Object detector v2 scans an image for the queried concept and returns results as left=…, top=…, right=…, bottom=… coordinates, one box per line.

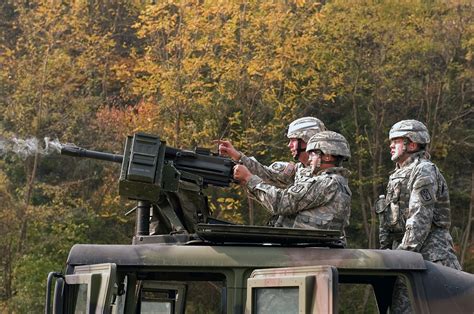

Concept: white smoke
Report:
left=0, top=136, right=65, bottom=159
left=44, top=137, right=64, bottom=154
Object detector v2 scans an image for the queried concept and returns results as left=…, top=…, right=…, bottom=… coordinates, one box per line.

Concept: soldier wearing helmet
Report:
left=233, top=131, right=352, bottom=238
left=378, top=120, right=461, bottom=312
left=218, top=117, right=326, bottom=227
left=378, top=119, right=460, bottom=268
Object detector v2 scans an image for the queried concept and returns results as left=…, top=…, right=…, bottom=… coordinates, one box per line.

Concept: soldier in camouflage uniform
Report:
left=233, top=131, right=352, bottom=236
left=218, top=117, right=326, bottom=227
left=377, top=120, right=461, bottom=313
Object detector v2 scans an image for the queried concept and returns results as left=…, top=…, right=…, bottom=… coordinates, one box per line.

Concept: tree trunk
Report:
left=18, top=151, right=39, bottom=254
left=351, top=84, right=371, bottom=247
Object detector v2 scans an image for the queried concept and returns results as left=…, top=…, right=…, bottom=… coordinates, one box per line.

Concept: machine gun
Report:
left=61, top=132, right=346, bottom=248
left=61, top=132, right=235, bottom=238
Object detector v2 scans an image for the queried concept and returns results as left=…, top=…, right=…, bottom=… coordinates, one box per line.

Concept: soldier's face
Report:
left=390, top=138, right=407, bottom=162
left=288, top=138, right=306, bottom=158
left=308, top=151, right=322, bottom=172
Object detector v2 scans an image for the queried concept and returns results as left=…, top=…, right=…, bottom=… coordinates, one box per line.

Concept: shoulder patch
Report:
left=420, top=188, right=432, bottom=202
left=270, top=162, right=296, bottom=177
left=271, top=162, right=286, bottom=172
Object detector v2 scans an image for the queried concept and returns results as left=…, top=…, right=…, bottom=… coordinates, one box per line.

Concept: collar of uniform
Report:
left=316, top=167, right=350, bottom=177
left=396, top=151, right=429, bottom=169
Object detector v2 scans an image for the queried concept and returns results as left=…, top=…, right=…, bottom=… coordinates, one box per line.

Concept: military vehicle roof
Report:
left=67, top=243, right=426, bottom=271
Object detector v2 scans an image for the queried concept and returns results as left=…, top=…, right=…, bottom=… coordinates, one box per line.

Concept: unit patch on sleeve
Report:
left=420, top=188, right=432, bottom=202
left=271, top=162, right=285, bottom=171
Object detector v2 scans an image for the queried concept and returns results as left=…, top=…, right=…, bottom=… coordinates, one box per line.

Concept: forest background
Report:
left=0, top=0, right=472, bottom=312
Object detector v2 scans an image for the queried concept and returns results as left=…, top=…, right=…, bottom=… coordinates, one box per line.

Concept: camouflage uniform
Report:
left=377, top=120, right=461, bottom=314
left=245, top=166, right=351, bottom=231
left=378, top=151, right=461, bottom=269
left=236, top=156, right=305, bottom=227
left=236, top=155, right=298, bottom=228
left=245, top=131, right=352, bottom=234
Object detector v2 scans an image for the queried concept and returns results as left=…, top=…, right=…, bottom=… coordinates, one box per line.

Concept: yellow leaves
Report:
left=0, top=171, right=13, bottom=204
left=111, top=62, right=133, bottom=83
left=214, top=194, right=244, bottom=224
left=294, top=0, right=307, bottom=7
left=1, top=47, right=14, bottom=58
left=217, top=197, right=238, bottom=208
left=323, top=92, right=336, bottom=102
left=247, top=61, right=264, bottom=77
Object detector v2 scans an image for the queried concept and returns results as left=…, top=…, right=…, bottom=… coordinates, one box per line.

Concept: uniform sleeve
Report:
left=398, top=165, right=437, bottom=252
left=246, top=175, right=338, bottom=216
left=240, top=155, right=296, bottom=188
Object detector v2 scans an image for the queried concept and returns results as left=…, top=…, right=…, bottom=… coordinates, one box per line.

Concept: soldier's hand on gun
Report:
left=214, top=140, right=241, bottom=161
left=233, top=165, right=252, bottom=185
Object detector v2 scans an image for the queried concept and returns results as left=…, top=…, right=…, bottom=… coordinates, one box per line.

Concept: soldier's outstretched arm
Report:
left=217, top=139, right=295, bottom=187
left=239, top=156, right=296, bottom=188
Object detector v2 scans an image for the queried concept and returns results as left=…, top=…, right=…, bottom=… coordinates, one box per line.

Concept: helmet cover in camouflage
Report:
left=286, top=117, right=326, bottom=143
left=389, top=120, right=430, bottom=144
left=306, top=131, right=351, bottom=160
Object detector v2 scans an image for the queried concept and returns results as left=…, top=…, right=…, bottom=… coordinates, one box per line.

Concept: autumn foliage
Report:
left=0, top=0, right=472, bottom=311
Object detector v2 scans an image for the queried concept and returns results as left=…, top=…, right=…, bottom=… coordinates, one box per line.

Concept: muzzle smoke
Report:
left=0, top=137, right=67, bottom=159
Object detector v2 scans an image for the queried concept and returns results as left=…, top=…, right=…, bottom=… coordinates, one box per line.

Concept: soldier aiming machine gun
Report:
left=61, top=132, right=235, bottom=238
left=61, top=132, right=344, bottom=247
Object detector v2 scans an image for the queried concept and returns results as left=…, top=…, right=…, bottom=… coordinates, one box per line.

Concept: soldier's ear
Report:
left=321, top=154, right=336, bottom=162
left=407, top=141, right=419, bottom=152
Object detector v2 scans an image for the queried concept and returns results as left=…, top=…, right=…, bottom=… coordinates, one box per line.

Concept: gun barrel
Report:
left=61, top=146, right=123, bottom=163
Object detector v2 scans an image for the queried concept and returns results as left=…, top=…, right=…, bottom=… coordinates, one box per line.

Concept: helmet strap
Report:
left=403, top=138, right=409, bottom=153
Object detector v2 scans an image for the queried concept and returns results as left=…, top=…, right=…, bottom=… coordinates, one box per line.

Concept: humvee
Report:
left=45, top=133, right=474, bottom=313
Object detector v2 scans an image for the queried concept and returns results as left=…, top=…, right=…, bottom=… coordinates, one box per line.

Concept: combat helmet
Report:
left=389, top=120, right=430, bottom=144
left=287, top=117, right=326, bottom=143
left=306, top=131, right=351, bottom=160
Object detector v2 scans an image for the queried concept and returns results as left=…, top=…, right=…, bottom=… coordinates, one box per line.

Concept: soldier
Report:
left=377, top=120, right=461, bottom=268
left=377, top=120, right=461, bottom=313
left=233, top=131, right=352, bottom=235
left=218, top=117, right=326, bottom=226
